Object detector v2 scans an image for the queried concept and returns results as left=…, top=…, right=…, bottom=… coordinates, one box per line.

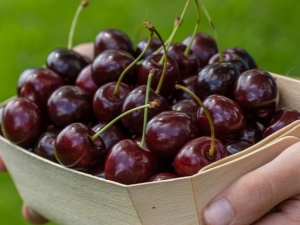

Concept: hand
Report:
left=203, top=141, right=300, bottom=225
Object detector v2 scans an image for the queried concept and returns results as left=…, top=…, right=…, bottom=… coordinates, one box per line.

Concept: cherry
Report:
left=17, top=68, right=39, bottom=95
left=197, top=94, right=246, bottom=143
left=226, top=140, right=253, bottom=155
left=2, top=97, right=43, bottom=148
left=84, top=163, right=105, bottom=179
left=19, top=68, right=64, bottom=111
left=75, top=64, right=98, bottom=95
left=233, top=69, right=279, bottom=124
left=148, top=172, right=178, bottom=182
left=135, top=37, right=161, bottom=59
left=145, top=110, right=200, bottom=159
left=174, top=136, right=227, bottom=177
left=54, top=122, right=106, bottom=171
left=239, top=119, right=263, bottom=144
left=224, top=46, right=258, bottom=69
left=104, top=139, right=157, bottom=185
left=263, top=107, right=300, bottom=138
left=92, top=49, right=137, bottom=87
left=47, top=85, right=94, bottom=128
left=173, top=75, right=196, bottom=101
left=182, top=32, right=218, bottom=67
left=94, top=29, right=135, bottom=57
left=170, top=98, right=199, bottom=121
left=194, top=61, right=239, bottom=100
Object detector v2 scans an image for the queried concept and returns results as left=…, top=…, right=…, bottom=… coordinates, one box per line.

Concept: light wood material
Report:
left=1, top=73, right=300, bottom=225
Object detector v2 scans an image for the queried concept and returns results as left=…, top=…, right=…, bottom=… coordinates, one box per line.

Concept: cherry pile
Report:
left=1, top=1, right=300, bottom=185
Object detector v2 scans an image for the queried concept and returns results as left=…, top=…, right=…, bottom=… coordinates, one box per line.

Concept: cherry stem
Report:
left=91, top=99, right=160, bottom=141
left=175, top=84, right=215, bottom=158
left=68, top=0, right=89, bottom=50
left=113, top=30, right=154, bottom=97
left=140, top=68, right=157, bottom=149
left=183, top=0, right=201, bottom=57
left=198, top=0, right=224, bottom=61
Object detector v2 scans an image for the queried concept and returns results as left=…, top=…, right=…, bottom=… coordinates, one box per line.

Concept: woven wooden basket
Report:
left=1, top=73, right=300, bottom=225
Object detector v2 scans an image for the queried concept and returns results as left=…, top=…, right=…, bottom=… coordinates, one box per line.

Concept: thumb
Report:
left=203, top=141, right=300, bottom=225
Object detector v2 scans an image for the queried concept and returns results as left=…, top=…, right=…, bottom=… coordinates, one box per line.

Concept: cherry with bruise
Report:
left=94, top=29, right=135, bottom=57
left=92, top=49, right=137, bottom=87
left=54, top=122, right=106, bottom=171
left=104, top=139, right=157, bottom=185
left=135, top=37, right=161, bottom=59
left=2, top=97, right=43, bottom=148
left=224, top=46, right=258, bottom=69
left=75, top=64, right=98, bottom=95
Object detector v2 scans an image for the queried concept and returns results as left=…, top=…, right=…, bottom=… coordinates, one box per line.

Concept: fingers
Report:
left=203, top=141, right=300, bottom=225
left=0, top=155, right=7, bottom=172
left=22, top=204, right=48, bottom=224
left=73, top=42, right=94, bottom=60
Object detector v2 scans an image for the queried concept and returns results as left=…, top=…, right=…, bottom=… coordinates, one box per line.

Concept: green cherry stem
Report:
left=183, top=0, right=201, bottom=57
left=113, top=29, right=154, bottom=97
left=68, top=0, right=89, bottom=50
left=175, top=84, right=215, bottom=158
left=198, top=0, right=224, bottom=62
left=91, top=99, right=160, bottom=141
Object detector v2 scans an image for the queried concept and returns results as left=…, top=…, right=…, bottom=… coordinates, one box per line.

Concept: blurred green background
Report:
left=0, top=0, right=300, bottom=224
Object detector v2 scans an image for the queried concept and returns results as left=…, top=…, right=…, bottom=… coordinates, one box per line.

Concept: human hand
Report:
left=203, top=141, right=300, bottom=225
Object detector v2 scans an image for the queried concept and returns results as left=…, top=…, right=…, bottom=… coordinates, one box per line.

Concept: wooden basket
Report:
left=1, top=73, right=300, bottom=225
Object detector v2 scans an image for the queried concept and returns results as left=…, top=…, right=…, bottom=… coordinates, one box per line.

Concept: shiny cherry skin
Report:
left=2, top=97, right=42, bottom=148
left=121, top=85, right=169, bottom=135
left=19, top=68, right=64, bottom=111
left=173, top=75, right=196, bottom=101
left=17, top=68, right=39, bottom=95
left=93, top=81, right=132, bottom=122
left=167, top=43, right=200, bottom=78
left=145, top=110, right=200, bottom=159
left=46, top=48, right=89, bottom=85
left=226, top=140, right=253, bottom=155
left=233, top=69, right=279, bottom=124
left=194, top=62, right=239, bottom=100
left=33, top=131, right=59, bottom=163
left=54, top=123, right=106, bottom=171
left=197, top=94, right=246, bottom=143
left=174, top=136, right=227, bottom=177
left=92, top=49, right=137, bottom=87
left=47, top=85, right=94, bottom=128
left=148, top=172, right=178, bottom=182
left=209, top=52, right=249, bottom=74
left=75, top=64, right=98, bottom=95
left=182, top=32, right=218, bottom=67
left=137, top=53, right=180, bottom=99
left=263, top=107, right=300, bottom=138
left=239, top=119, right=263, bottom=144
left=104, top=139, right=157, bottom=185
left=92, top=121, right=129, bottom=150
left=135, top=37, right=161, bottom=59
left=94, top=29, right=135, bottom=57
left=170, top=99, right=199, bottom=121
left=224, top=46, right=258, bottom=69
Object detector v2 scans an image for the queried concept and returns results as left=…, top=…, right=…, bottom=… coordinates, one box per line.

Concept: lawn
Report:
left=0, top=0, right=300, bottom=224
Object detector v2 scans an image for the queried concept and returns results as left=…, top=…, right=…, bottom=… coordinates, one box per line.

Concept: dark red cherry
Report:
left=167, top=43, right=200, bottom=78
left=197, top=94, right=246, bottom=143
left=93, top=81, right=131, bottom=122
left=233, top=69, right=279, bottom=124
left=33, top=131, right=59, bottom=163
left=75, top=64, right=98, bottom=95
left=46, top=48, right=89, bottom=85
left=182, top=32, right=218, bottom=67
left=209, top=52, right=248, bottom=74
left=145, top=110, right=200, bottom=159
left=17, top=68, right=39, bottom=95
left=226, top=140, right=253, bottom=155
left=148, top=172, right=178, bottom=182
left=94, top=29, right=135, bottom=57
left=92, top=121, right=129, bottom=150
left=54, top=123, right=106, bottom=171
left=135, top=37, right=161, bottom=59
left=174, top=75, right=196, bottom=101
left=121, top=85, right=169, bottom=135
left=239, top=119, right=263, bottom=144
left=137, top=53, right=180, bottom=99
left=174, top=136, right=227, bottom=177
left=194, top=62, right=239, bottom=100
left=92, top=49, right=137, bottom=87
left=170, top=98, right=199, bottom=120
left=104, top=139, right=157, bottom=185
left=84, top=163, right=105, bottom=179
left=47, top=85, right=94, bottom=128
left=263, top=107, right=300, bottom=138
left=2, top=97, right=42, bottom=148
left=19, top=68, right=64, bottom=111
left=224, top=46, right=258, bottom=69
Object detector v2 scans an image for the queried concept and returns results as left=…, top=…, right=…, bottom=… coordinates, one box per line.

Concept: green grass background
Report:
left=0, top=0, right=300, bottom=224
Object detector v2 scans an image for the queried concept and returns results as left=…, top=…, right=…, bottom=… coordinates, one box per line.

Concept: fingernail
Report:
left=204, top=198, right=234, bottom=225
